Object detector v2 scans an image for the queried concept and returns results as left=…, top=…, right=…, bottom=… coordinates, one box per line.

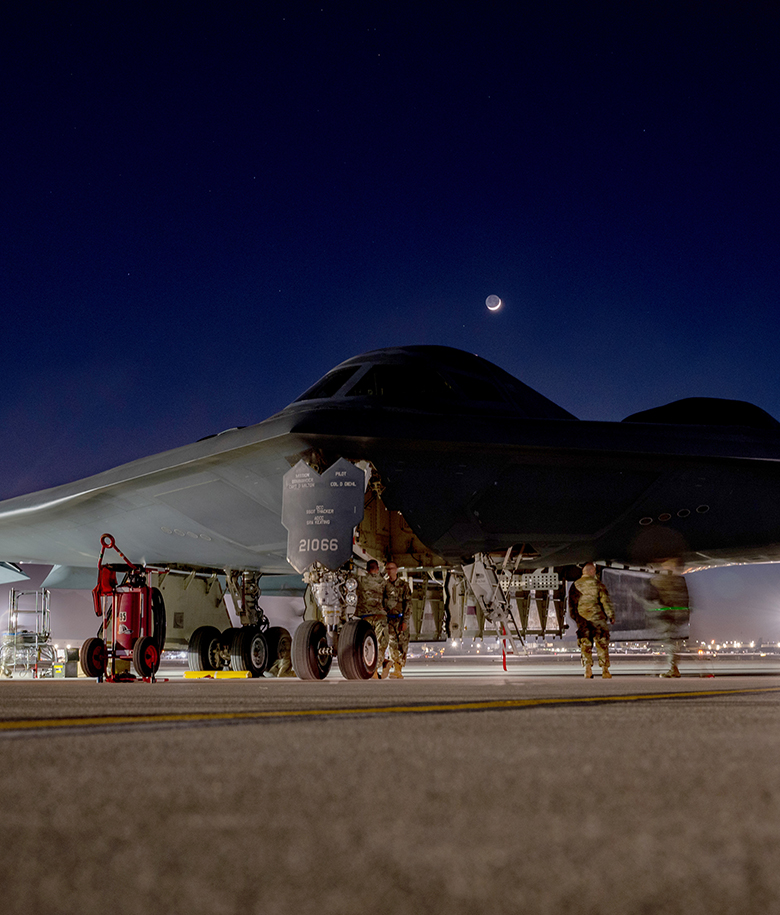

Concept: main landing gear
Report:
left=187, top=624, right=292, bottom=678
left=185, top=569, right=293, bottom=677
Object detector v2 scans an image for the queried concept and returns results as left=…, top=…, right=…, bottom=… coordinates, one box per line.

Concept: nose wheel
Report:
left=292, top=621, right=333, bottom=680
left=338, top=619, right=378, bottom=679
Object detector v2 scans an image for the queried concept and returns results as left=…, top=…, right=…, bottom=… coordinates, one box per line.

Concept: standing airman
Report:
left=357, top=559, right=390, bottom=679
left=383, top=562, right=412, bottom=679
left=569, top=563, right=615, bottom=679
left=267, top=631, right=295, bottom=677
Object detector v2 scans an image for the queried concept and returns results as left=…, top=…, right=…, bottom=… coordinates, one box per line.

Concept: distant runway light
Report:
left=486, top=294, right=502, bottom=312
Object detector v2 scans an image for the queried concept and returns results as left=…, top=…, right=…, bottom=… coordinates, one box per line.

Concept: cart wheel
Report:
left=230, top=627, right=268, bottom=677
left=133, top=636, right=160, bottom=678
left=292, top=620, right=332, bottom=680
left=79, top=637, right=107, bottom=678
left=338, top=619, right=378, bottom=680
left=187, top=626, right=222, bottom=671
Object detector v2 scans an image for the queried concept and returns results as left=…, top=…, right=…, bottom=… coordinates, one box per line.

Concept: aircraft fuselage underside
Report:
left=2, top=344, right=780, bottom=678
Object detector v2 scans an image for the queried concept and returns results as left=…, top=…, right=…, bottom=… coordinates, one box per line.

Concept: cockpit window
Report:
left=346, top=364, right=456, bottom=405
left=296, top=367, right=359, bottom=401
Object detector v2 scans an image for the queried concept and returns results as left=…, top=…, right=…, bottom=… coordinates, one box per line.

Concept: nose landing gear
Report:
left=291, top=567, right=380, bottom=680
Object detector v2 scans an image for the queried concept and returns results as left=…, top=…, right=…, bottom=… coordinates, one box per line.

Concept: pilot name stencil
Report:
left=282, top=459, right=365, bottom=572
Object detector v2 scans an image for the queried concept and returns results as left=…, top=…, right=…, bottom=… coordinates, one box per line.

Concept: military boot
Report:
left=602, top=669, right=612, bottom=679
left=584, top=664, right=593, bottom=679
left=389, top=663, right=404, bottom=679
left=660, top=665, right=681, bottom=678
left=380, top=659, right=392, bottom=679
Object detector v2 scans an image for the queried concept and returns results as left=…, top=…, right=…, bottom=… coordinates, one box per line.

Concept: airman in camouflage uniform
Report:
left=383, top=561, right=412, bottom=679
left=569, top=563, right=614, bottom=679
left=357, top=560, right=390, bottom=679
left=267, top=631, right=295, bottom=677
left=646, top=559, right=690, bottom=678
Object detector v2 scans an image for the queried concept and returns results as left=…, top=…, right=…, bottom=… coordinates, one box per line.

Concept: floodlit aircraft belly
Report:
left=0, top=344, right=779, bottom=575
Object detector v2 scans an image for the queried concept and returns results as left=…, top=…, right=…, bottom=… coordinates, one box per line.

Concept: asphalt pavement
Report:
left=1, top=670, right=779, bottom=915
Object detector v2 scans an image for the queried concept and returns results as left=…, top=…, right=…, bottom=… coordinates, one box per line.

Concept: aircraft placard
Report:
left=281, top=459, right=365, bottom=573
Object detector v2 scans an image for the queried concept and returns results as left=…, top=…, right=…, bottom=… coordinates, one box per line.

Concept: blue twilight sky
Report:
left=2, top=3, right=779, bottom=494
left=1, top=4, right=780, bottom=638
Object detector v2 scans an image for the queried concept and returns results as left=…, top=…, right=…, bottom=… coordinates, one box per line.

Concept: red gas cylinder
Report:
left=114, top=590, right=143, bottom=652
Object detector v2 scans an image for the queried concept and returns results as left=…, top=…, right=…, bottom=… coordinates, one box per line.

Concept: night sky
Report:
left=2, top=4, right=780, bottom=638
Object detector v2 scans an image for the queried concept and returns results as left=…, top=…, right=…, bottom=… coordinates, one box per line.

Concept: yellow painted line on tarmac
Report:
left=184, top=670, right=252, bottom=679
left=0, top=685, right=779, bottom=734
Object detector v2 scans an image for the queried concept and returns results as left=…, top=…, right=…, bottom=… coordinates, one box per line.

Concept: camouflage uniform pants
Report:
left=387, top=616, right=410, bottom=667
left=577, top=619, right=610, bottom=670
left=649, top=609, right=688, bottom=672
left=362, top=614, right=389, bottom=667
left=268, top=657, right=295, bottom=677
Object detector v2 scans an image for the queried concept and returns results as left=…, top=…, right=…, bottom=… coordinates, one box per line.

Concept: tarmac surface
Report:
left=1, top=664, right=779, bottom=915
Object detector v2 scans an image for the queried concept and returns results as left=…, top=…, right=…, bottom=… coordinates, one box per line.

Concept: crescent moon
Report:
left=486, top=295, right=502, bottom=312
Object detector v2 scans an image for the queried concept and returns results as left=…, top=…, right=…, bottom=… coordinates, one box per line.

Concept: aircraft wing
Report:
left=0, top=412, right=304, bottom=575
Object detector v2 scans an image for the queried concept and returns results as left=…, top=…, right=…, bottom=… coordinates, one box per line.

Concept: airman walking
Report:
left=646, top=558, right=690, bottom=678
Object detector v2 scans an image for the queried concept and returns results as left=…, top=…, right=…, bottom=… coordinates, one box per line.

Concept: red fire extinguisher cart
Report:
left=79, top=534, right=166, bottom=681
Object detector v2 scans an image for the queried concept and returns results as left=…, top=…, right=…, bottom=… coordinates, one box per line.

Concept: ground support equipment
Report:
left=1, top=588, right=56, bottom=678
left=80, top=534, right=166, bottom=682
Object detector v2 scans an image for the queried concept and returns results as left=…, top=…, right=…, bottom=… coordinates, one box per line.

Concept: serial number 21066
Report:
left=299, top=538, right=339, bottom=552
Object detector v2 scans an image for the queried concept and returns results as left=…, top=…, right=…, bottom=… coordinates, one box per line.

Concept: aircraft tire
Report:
left=133, top=635, right=160, bottom=678
left=230, top=627, right=268, bottom=677
left=79, top=637, right=107, bottom=678
left=265, top=626, right=291, bottom=667
left=292, top=620, right=332, bottom=680
left=338, top=619, right=377, bottom=680
left=151, top=587, right=166, bottom=653
left=221, top=627, right=240, bottom=651
left=188, top=625, right=222, bottom=671
left=220, top=627, right=242, bottom=671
